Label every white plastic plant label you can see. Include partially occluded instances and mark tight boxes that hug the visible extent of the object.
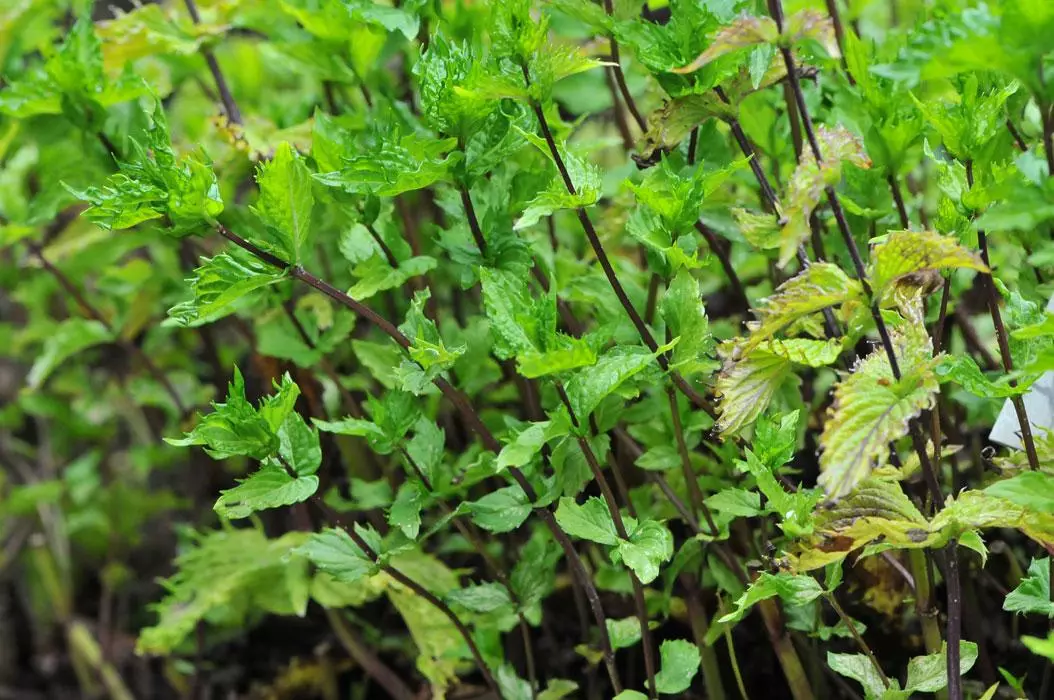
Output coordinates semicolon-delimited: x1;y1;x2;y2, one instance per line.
989;293;1054;450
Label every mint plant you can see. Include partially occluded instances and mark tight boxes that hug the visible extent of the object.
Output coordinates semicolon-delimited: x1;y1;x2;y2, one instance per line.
3;1;1054;699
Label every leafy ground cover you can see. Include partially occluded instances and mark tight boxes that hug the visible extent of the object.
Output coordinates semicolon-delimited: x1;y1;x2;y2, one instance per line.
3;0;1054;698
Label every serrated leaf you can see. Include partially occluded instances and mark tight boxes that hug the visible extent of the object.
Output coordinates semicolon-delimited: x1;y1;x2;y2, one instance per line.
935;354;1032;398
868;230;987;300
348;256;437;301
715;349;792;436
674;15;779;74
661;269;718;378
616;519;674;584
719;572;825;624
905;642;978;693
253;142;314;263
166;250;286;328
470;486;532;533
1004;557;1054;617
827;652;893;699
745;262;862;353
780;126;871;267
446;581;513;613
983;472;1054;511
554;496;618;546
818;335;939;498
496;417;571;471
214;466;319;520
296;526;378;583
565;346;655;421
314;132;458;197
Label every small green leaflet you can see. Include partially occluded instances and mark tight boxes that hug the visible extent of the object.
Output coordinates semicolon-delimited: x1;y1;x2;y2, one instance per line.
607;616;642;650
719;572;825;625
469;486;532;533
654;639;701;695
564;346;655;420
253;142;314;264
214;465;319;520
496;416;571;471
984;471;1054;511
661;270;718;378
554;496;618;545
555;497;673;583
296;525;380;583
1004;557;1054;617
167;250;286;327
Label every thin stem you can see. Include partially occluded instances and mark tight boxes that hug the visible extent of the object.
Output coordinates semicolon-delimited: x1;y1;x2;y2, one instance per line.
364;221;400;269
574;434;658;699
1006;119;1028;152
521;64;714;415
216;224;624;693
603;66;635;151
459;184;488;256
182;0;242;124
824;593;889;687
556;383;656;697
667;387;719;536
687;127;699;165
695;220;748;309
602;0;647;133
682;575;727;700
964;160;1039;472
888;174;910;229
324;608;417;700
945;543;963;700
341;521;499;696
823;0;852;81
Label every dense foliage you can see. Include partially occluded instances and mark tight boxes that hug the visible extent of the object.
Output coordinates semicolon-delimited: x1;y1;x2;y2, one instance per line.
3;0;1054;698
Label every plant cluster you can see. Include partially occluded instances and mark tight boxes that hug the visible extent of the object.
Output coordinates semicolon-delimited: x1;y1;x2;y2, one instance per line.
3;0;1054;698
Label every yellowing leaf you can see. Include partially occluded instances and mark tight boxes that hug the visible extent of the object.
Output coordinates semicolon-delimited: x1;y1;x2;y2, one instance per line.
744;262;862;353
673;15;779;74
780;126;871;267
818;334;938;499
869;230;988;300
715;348;792;436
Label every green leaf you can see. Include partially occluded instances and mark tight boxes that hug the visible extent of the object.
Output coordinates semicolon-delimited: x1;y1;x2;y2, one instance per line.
26;318;113;390
905;642;978;693
720;572;825;625
167;369;299;460
554;496;618;546
654;639;701;695
213;466;319;520
565;346;655;421
616;519;674;584
446;582;513;613
827;652;892;700
1004;557;1054;617
984;472;1054;512
389;482;426;539
314;132;458;197
470;486;532;533
818;334;939;498
348;256;438;301
496;417;571;471
606;616;642;650
661;270;718;378
296;526;378;583
515;148;601;229
253;142;314;263
935;354;1032;398
868;230;987;300
1023;632;1054;661
674;15;779;73
166;250;286;327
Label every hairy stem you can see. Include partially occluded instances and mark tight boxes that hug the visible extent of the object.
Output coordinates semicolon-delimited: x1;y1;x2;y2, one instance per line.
324;608;417;700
